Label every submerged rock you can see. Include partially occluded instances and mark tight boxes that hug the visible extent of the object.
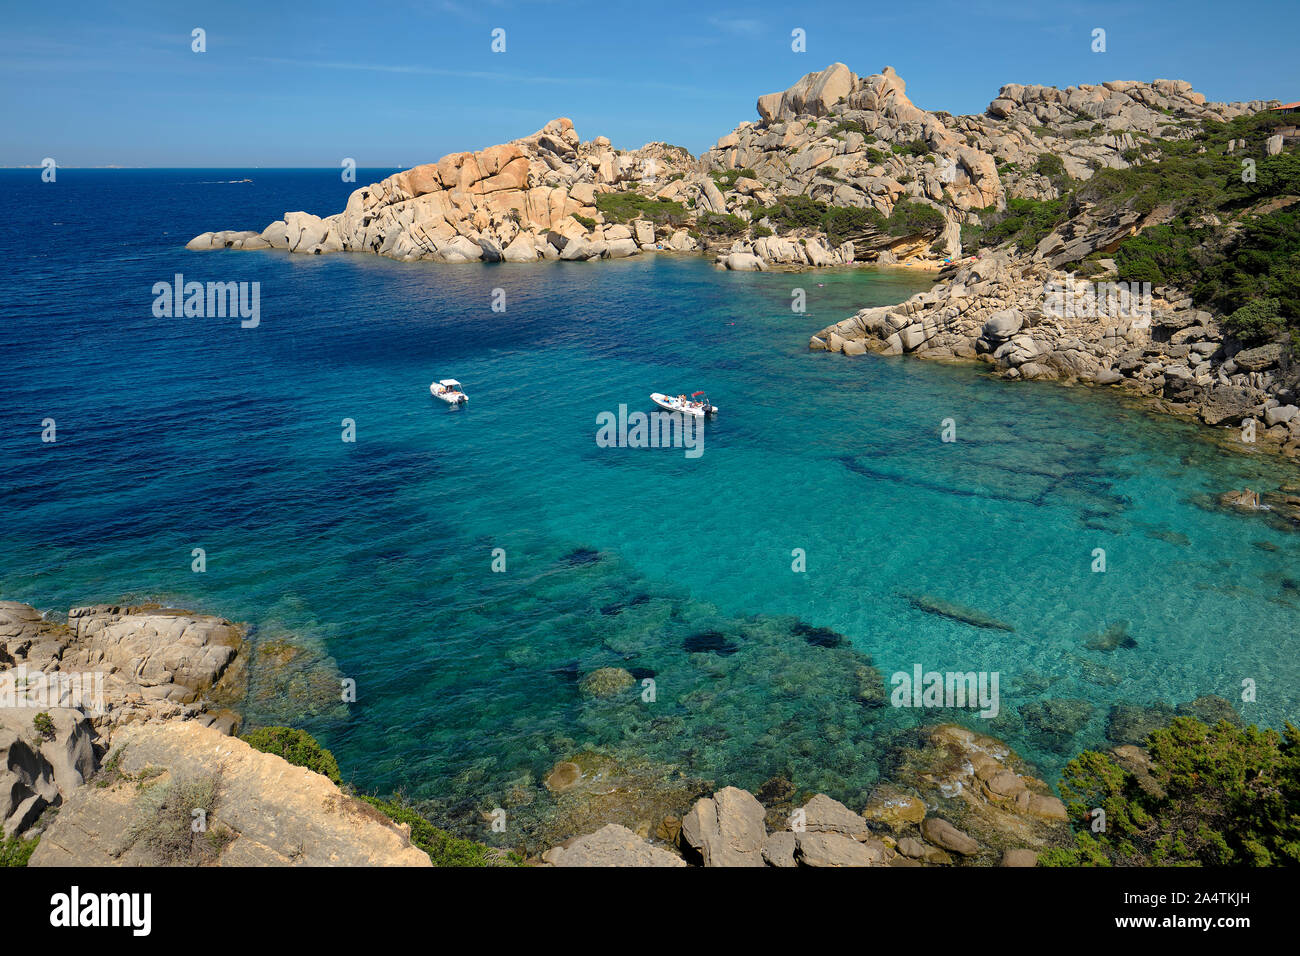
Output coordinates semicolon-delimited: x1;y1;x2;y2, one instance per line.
578;667;635;699
900;593;1015;631
1084;621;1137;651
1019;698;1096;752
683;630;739;655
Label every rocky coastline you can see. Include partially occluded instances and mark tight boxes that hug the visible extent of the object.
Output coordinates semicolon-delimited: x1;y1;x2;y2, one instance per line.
186;62;1275;273
2;596;1271;867
810;251;1300;469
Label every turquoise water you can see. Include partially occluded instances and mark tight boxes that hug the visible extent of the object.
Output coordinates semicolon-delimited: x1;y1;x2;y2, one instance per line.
2;171;1298;846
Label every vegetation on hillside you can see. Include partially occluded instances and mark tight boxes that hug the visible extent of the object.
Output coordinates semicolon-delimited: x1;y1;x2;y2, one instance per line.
756;194;945;245
0;834;39;867
594;190;688;227
961;195;1070;254
242;725;517;867
242;726;343;785
357;795;524;867
965;109;1299;345
1040;718;1300;867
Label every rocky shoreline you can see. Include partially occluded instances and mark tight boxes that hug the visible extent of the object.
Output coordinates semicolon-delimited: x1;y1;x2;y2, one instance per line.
2;597;1266;867
810;250;1300;468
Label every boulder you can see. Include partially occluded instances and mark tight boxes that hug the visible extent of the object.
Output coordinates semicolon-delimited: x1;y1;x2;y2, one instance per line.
799;793;870;839
543;823;686;867
795;832;887;867
681;786;767;867
920;816;979;855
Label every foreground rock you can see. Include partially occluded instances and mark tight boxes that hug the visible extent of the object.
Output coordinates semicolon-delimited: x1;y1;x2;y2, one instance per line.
1;602;246;735
541;823;686;867
0;707;96;836
29;721;430;866
681;786;768;866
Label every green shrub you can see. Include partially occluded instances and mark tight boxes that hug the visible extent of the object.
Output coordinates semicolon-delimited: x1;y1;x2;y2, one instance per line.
1033;151;1068;185
1041;718;1300;867
33;712;55;741
884;199;946;236
891;138;931;157
0;835;39;867
710;168;756;190
1223;297;1285;346
824;205;884;244
696;212;748;237
242;726;342;785
594;191;688;226
358;796;523;867
572;214;595;230
963;196;1069;253
831;119;869;138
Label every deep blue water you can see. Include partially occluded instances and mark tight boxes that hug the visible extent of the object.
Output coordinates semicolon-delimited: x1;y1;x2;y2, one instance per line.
2;169;1298;845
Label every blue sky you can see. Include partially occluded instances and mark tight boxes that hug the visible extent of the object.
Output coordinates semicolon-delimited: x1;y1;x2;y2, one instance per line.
3;0;1297;166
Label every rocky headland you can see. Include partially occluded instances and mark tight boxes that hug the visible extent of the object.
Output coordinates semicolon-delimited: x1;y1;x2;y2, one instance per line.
187;62;1274;272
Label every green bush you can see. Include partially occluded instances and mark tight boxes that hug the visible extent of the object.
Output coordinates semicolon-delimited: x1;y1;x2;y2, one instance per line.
884;199;946;237
963;196;1069;253
696;212;748;237
1041;718;1300;867
359;796;523;867
824;205;884;245
242;726;342;786
710;168;756;190
891;138;931;157
1033;151;1068;185
594;191;688;227
33;712;55;741
1223;297;1285;346
0;835;39;867
831;119;869;138
572;214;595;230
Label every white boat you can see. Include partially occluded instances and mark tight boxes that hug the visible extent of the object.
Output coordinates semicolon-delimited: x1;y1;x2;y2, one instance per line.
430;379;468;406
649;391;718;418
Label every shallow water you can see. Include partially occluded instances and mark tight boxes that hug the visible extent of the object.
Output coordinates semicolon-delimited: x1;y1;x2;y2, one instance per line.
2;170;1297;844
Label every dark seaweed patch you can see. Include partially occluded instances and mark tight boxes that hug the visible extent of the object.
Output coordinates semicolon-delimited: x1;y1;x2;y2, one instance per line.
683;630;739;655
792;621;845;648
